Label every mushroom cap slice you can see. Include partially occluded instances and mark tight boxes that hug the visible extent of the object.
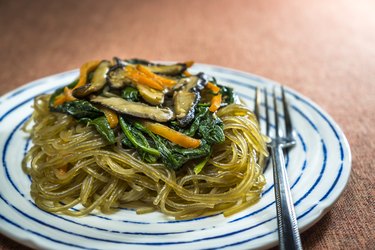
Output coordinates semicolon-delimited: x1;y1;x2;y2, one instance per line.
173;73;208;126
73;60;111;98
126;58;188;76
136;84;165;105
145;64;187;76
107;67;132;89
91;96;174;122
174;73;208;92
174;91;200;126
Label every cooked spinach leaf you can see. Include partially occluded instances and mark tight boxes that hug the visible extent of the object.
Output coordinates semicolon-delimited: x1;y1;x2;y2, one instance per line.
184;106;210;137
198;112;225;145
119;117;159;163
194;155;210;174
172;140;210;158
81;116;116;144
175;106;225;145
54;100;103;119
122;87;139;102
134;122;210;170
220;85;234;104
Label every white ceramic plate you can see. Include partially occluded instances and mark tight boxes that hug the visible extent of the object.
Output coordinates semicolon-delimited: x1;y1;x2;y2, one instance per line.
0;63;351;250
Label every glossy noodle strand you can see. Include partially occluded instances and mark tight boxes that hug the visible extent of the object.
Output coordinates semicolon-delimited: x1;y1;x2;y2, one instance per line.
23;94;268;219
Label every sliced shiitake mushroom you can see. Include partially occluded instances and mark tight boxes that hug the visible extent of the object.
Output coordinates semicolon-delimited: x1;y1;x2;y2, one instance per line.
173;73;208;126
91;96;174;122
136;84;164;105
126;58;188;76
174;91;199;126
73;60;111;98
107;67;132;89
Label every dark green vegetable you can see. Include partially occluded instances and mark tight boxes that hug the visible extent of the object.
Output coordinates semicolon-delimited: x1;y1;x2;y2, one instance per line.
134;122;210;170
198;112;225;145
184;106;210;137
218;84;235;106
220;85;234;105
209;77;235;105
119;117;159;163
174;106;225;145
122;87;139;102
194;155;210;174
197;103;211;107
54;100;103;119
121;134;133;148
171;141;210;158
81;116;116;144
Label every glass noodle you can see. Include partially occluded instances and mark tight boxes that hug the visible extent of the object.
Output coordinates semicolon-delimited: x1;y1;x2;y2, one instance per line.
23;95;268;220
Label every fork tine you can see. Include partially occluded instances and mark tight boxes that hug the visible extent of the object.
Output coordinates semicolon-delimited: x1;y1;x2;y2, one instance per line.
281;86;293;138
273;87;280;138
254;87;260;122
264;88;270;137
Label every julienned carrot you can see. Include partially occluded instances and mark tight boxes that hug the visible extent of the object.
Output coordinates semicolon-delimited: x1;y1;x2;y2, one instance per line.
185;61;194;68
74;60;102;89
64;87;76;102
53;60;101;106
125;65;164;90
135;65;154;77
133;73;165;90
209;94;222;112
206;82;222;112
101;107;119;128
136;65;176;87
53;94;67;106
142;121;201;149
206;82;220;94
183;71;192;76
138;75;164;90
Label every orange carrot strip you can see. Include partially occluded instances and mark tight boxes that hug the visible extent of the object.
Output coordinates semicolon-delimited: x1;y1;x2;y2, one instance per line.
53;94;66;106
125;65;164;90
135;74;165;90
206;82;220;94
143;121;201;148
185;61;194;68
136;65;176;87
183;71;192;76
209;94;222;112
157;76;176;87
206;82;222;112
136;65;155;78
74;60;101;90
53;60;100;107
64;87;76;102
101;107;119;128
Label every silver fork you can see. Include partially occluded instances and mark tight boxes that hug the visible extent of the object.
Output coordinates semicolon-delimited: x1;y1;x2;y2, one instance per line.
255;86;303;250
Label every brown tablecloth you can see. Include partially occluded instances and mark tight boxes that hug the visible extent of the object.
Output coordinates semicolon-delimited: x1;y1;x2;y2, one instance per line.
0;0;374;249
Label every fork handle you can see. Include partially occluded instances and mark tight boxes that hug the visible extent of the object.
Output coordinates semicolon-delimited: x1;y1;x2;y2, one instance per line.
270;145;303;250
